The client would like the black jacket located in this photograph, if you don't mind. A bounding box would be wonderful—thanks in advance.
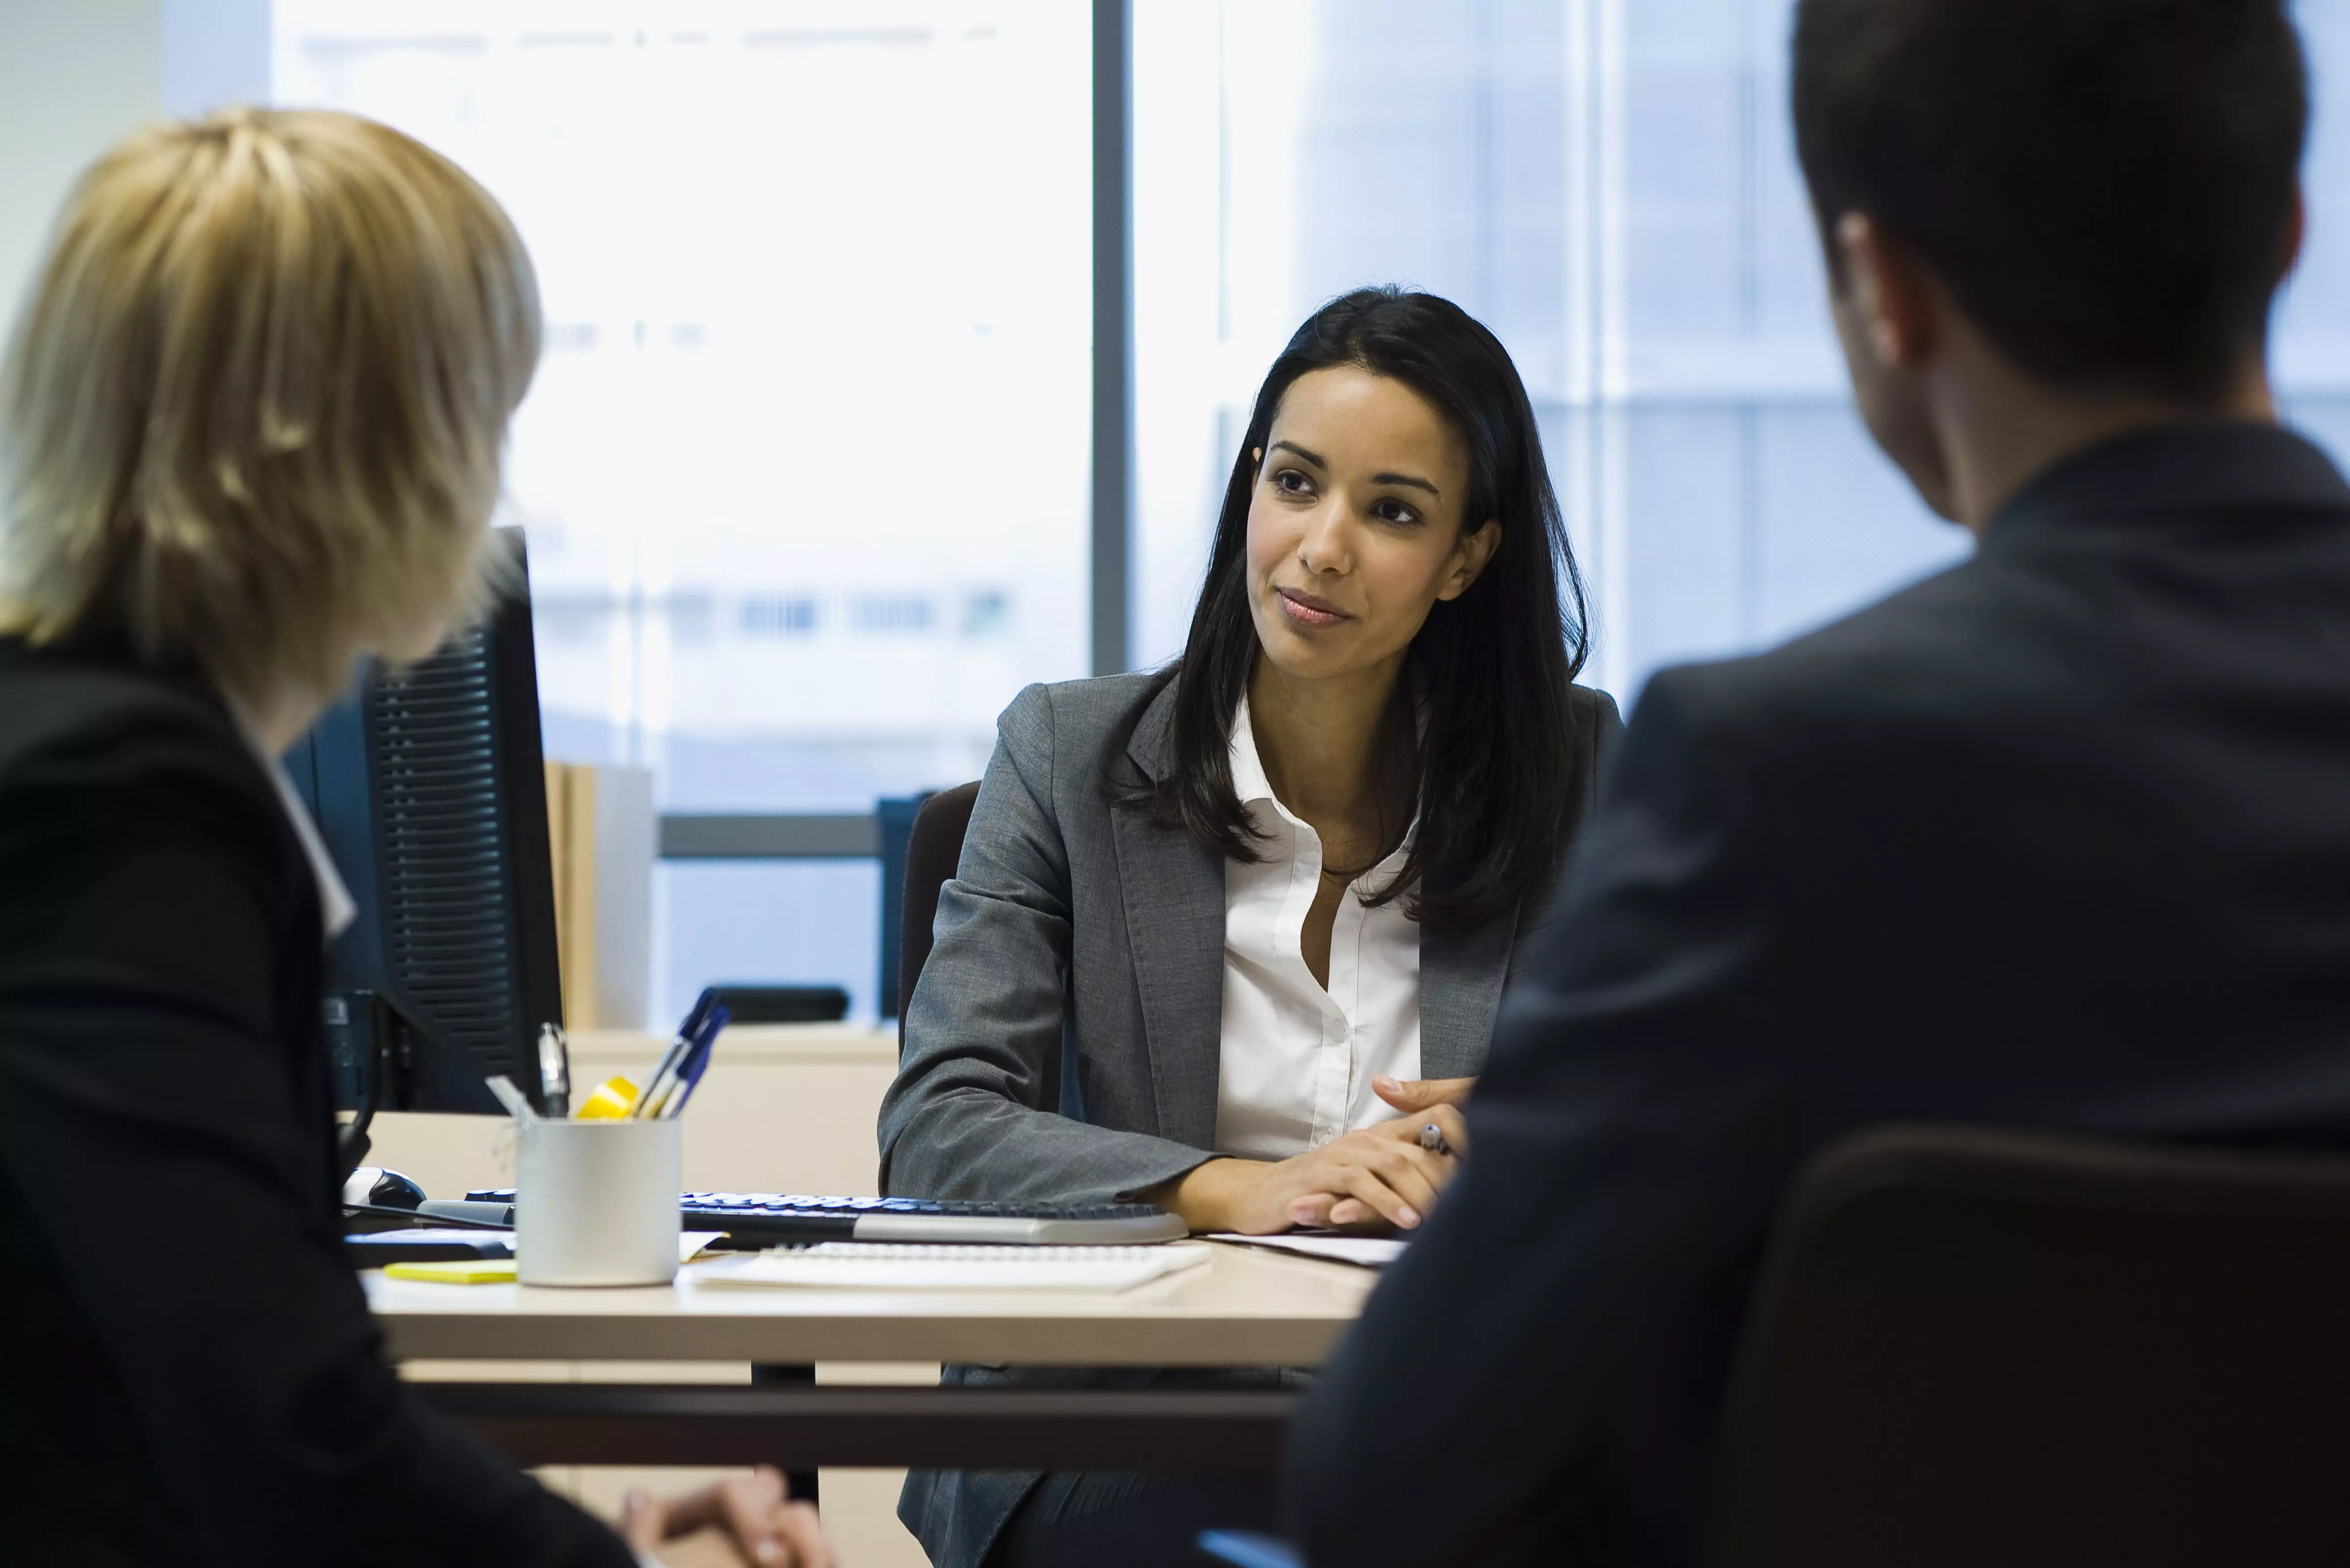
[0,640,631,1568]
[1286,422,2350,1566]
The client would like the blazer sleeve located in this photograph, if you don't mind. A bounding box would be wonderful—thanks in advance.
[0,740,634,1568]
[878,683,1217,1206]
[1285,672,1810,1567]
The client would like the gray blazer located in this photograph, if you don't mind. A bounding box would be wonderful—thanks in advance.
[880,666,1622,1568]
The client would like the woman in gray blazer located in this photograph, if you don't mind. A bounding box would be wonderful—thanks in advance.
[879,288,1622,1568]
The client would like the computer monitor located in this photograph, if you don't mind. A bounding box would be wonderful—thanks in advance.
[285,529,564,1121]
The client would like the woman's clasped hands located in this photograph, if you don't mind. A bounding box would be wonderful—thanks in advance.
[620,1469,832,1567]
[1159,1076,1476,1235]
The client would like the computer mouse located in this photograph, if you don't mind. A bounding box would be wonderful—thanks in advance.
[343,1165,426,1210]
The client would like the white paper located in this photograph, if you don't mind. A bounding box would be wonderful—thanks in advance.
[1208,1233,1406,1269]
[695,1242,1213,1293]
[680,1231,728,1263]
[348,1227,513,1249]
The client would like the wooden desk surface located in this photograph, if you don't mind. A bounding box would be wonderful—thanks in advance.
[370,1241,1377,1368]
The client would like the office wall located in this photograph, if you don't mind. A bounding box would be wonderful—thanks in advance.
[0,2,161,336]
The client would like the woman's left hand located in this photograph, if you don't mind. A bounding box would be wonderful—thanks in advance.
[1285,1076,1478,1229]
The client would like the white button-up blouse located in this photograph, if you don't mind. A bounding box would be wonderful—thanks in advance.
[1213,695,1421,1160]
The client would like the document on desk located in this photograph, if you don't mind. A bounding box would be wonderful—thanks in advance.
[695,1241,1214,1293]
[1207,1233,1406,1269]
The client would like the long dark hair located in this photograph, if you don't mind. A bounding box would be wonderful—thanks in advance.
[1153,287,1592,932]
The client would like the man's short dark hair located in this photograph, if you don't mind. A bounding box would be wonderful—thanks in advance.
[1793,0,2307,399]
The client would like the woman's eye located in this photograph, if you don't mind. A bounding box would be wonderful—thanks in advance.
[1373,499,1421,526]
[1272,469,1314,496]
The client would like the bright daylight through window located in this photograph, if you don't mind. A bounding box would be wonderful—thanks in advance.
[269,0,2350,1018]
[272,1,1092,1015]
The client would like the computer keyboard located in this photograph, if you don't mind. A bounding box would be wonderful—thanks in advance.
[461,1189,1189,1245]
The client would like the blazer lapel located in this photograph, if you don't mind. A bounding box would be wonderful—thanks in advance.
[1419,910,1517,1080]
[1110,680,1228,1150]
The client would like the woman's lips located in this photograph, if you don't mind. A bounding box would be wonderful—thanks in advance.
[1276,586,1350,628]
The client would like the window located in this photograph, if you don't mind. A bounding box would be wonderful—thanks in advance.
[1131,0,1965,699]
[2277,4,2350,461]
[271,0,1093,1017]
[242,1,2350,1018]
[1132,0,2350,700]
[273,0,1092,814]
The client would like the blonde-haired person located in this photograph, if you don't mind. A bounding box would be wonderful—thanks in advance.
[0,110,828,1568]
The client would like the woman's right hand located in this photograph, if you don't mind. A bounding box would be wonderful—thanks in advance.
[1155,1101,1469,1234]
[1288,1075,1478,1229]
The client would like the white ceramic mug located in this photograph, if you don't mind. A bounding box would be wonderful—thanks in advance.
[515,1117,682,1286]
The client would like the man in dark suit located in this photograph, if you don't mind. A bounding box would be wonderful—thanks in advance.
[1284,1,2348,1563]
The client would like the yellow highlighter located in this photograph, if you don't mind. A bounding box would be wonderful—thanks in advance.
[383,1259,519,1285]
[575,1075,639,1119]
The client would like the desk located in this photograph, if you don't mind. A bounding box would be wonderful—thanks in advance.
[372,1240,1374,1471]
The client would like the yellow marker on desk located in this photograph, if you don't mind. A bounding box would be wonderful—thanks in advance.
[575,1075,638,1119]
[383,1259,519,1285]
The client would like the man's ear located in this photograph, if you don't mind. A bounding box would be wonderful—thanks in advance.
[1437,520,1502,601]
[2280,183,2307,286]
[1835,213,1938,371]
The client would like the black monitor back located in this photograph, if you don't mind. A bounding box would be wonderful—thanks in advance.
[285,531,563,1115]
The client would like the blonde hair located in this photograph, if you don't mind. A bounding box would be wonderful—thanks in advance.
[0,107,540,708]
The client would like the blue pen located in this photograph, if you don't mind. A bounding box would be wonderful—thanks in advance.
[661,1005,731,1118]
[633,988,722,1119]
[676,986,720,1043]
[647,1006,726,1119]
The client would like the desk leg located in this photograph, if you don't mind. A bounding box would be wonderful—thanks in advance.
[751,1365,819,1504]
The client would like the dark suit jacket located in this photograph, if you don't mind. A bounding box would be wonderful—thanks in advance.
[0,640,632,1568]
[1285,422,2350,1567]
[880,665,1620,1568]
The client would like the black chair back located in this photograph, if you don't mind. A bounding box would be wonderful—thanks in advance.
[895,780,981,1057]
[1709,1122,2350,1568]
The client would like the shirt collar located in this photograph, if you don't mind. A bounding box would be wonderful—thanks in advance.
[1228,691,1421,869]
[226,697,358,944]
[1229,691,1278,808]
[1983,420,2350,548]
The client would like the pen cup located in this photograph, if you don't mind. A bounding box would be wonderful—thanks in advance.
[514,1117,682,1287]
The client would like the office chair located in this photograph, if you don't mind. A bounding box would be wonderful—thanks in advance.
[895,780,981,1057]
[895,774,1073,1117]
[1707,1121,2350,1568]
